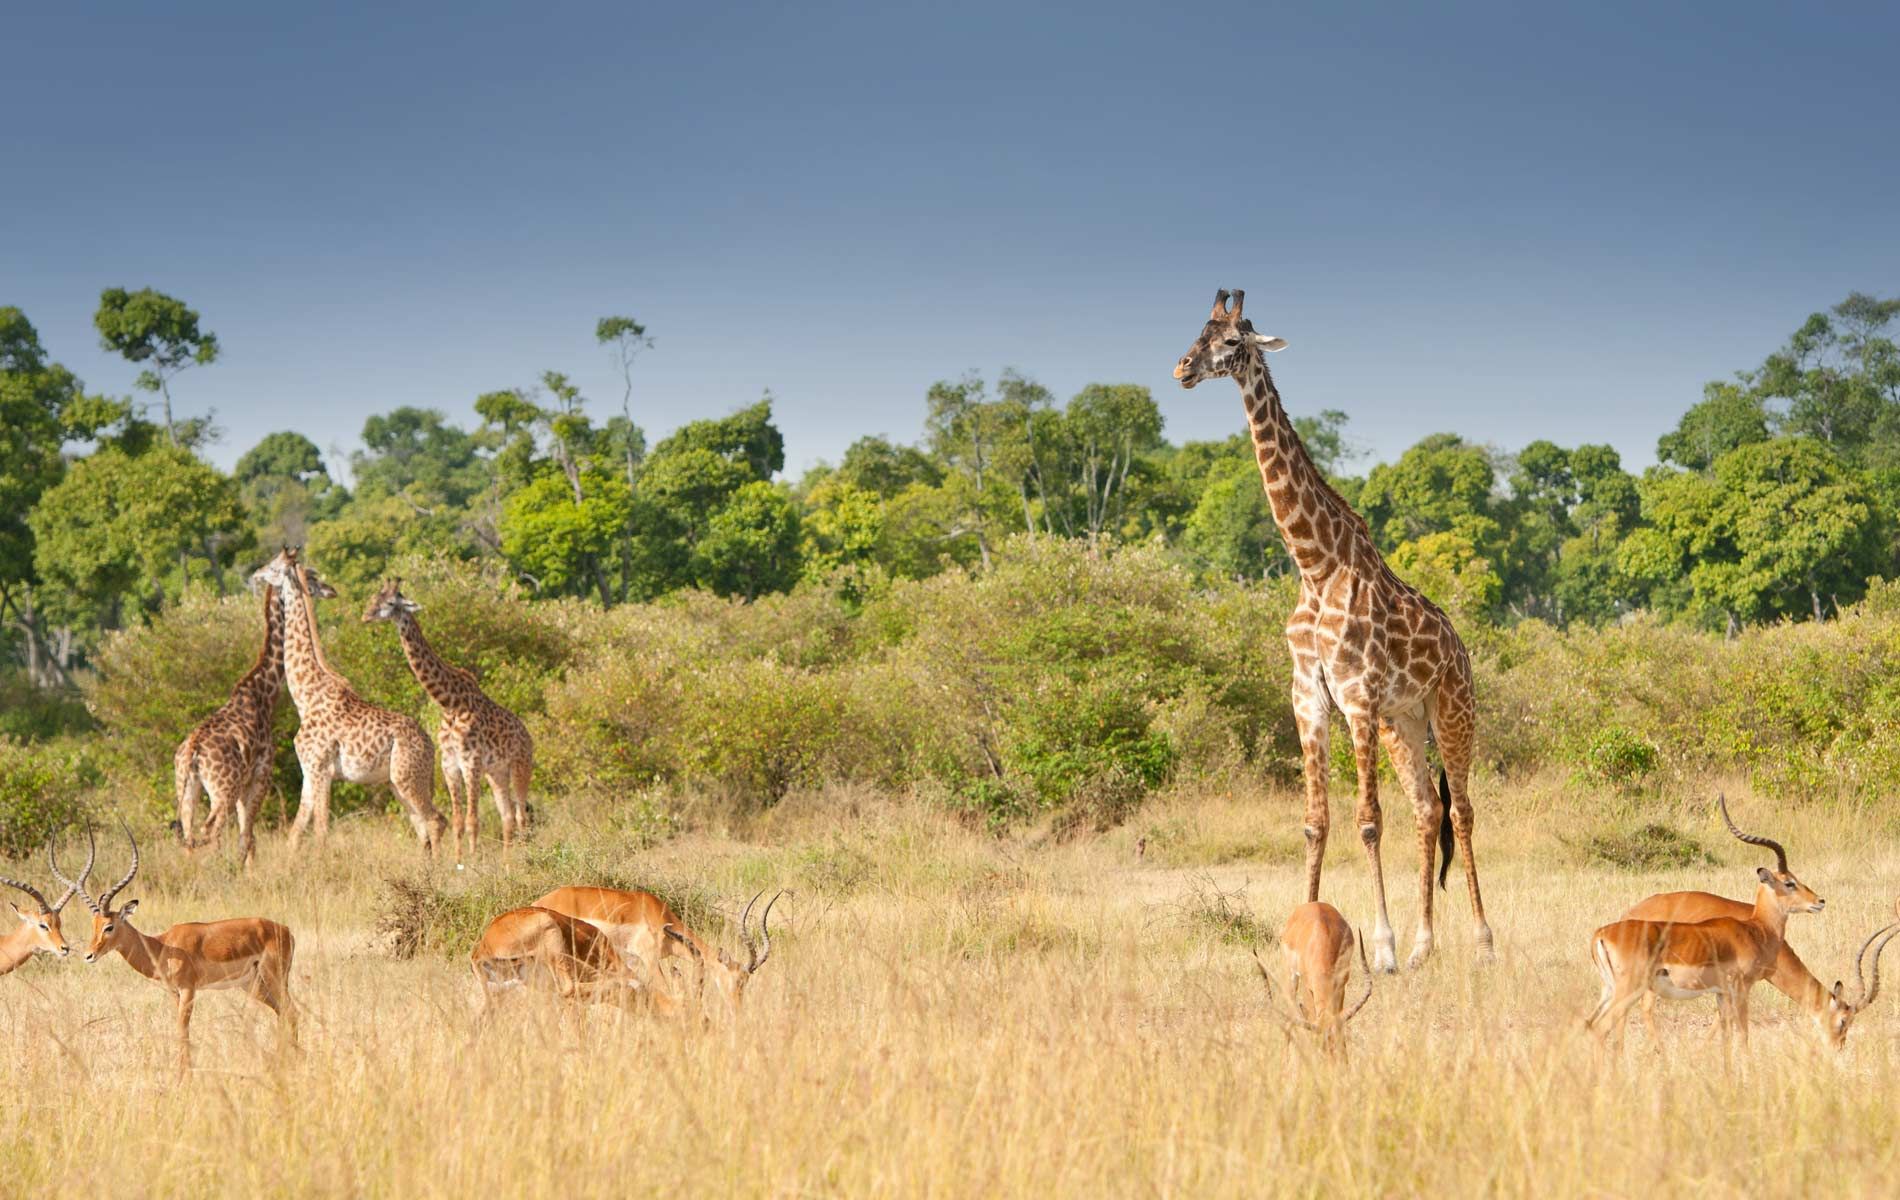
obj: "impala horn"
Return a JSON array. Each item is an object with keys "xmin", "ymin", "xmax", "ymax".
[
  {"xmin": 48, "ymin": 823, "xmax": 100, "ymax": 915},
  {"xmin": 1342, "ymin": 934, "xmax": 1375, "ymax": 1024},
  {"xmin": 98, "ymin": 818, "xmax": 140, "ymax": 913},
  {"xmin": 1251, "ymin": 948, "xmax": 1319, "ymax": 1033},
  {"xmin": 1717, "ymin": 794, "xmax": 1789, "ymax": 874}
]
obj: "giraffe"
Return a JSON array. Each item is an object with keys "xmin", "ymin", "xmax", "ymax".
[
  {"xmin": 175, "ymin": 555, "xmax": 339, "ymax": 868},
  {"xmin": 1174, "ymin": 289, "xmax": 1493, "ymax": 971},
  {"xmin": 249, "ymin": 549, "xmax": 448, "ymax": 854},
  {"xmin": 362, "ymin": 578, "xmax": 533, "ymax": 859}
]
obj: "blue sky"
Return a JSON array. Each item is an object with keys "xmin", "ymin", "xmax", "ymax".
[{"xmin": 5, "ymin": 2, "xmax": 1896, "ymax": 482}]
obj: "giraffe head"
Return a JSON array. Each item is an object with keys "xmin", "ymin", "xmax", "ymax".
[
  {"xmin": 361, "ymin": 579, "xmax": 420, "ymax": 624},
  {"xmin": 1173, "ymin": 289, "xmax": 1287, "ymax": 388},
  {"xmin": 249, "ymin": 548, "xmax": 338, "ymax": 601}
]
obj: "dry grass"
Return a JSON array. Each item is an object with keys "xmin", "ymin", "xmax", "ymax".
[{"xmin": 4, "ymin": 784, "xmax": 1900, "ymax": 1198}]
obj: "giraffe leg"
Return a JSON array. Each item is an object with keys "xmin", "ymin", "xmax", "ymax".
[
  {"xmin": 290, "ymin": 755, "xmax": 332, "ymax": 852},
  {"xmin": 1347, "ymin": 710, "xmax": 1397, "ymax": 973},
  {"xmin": 1434, "ymin": 680, "xmax": 1495, "ymax": 961},
  {"xmin": 440, "ymin": 754, "xmax": 467, "ymax": 864},
  {"xmin": 1290, "ymin": 656, "xmax": 1333, "ymax": 905},
  {"xmin": 1379, "ymin": 709, "xmax": 1439, "ymax": 970},
  {"xmin": 485, "ymin": 766, "xmax": 514, "ymax": 854},
  {"xmin": 511, "ymin": 755, "xmax": 533, "ymax": 838},
  {"xmin": 176, "ymin": 747, "xmax": 205, "ymax": 849},
  {"xmin": 393, "ymin": 731, "xmax": 447, "ymax": 855}
]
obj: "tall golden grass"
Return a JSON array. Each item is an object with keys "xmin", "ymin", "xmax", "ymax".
[{"xmin": 3, "ymin": 784, "xmax": 1897, "ymax": 1198}]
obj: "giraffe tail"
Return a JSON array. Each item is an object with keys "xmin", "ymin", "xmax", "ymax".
[{"xmin": 1435, "ymin": 767, "xmax": 1454, "ymax": 890}]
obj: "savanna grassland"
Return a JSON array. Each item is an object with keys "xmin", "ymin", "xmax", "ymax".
[{"xmin": 4, "ymin": 780, "xmax": 1900, "ymax": 1199}]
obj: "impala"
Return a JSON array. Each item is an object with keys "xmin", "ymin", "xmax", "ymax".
[
  {"xmin": 533, "ymin": 885, "xmax": 781, "ymax": 1009},
  {"xmin": 1585, "ymin": 796, "xmax": 1823, "ymax": 1048},
  {"xmin": 470, "ymin": 905, "xmax": 674, "ymax": 1019},
  {"xmin": 1, "ymin": 836, "xmax": 94, "ymax": 975},
  {"xmin": 1253, "ymin": 901, "xmax": 1374, "ymax": 1058},
  {"xmin": 54, "ymin": 821, "xmax": 298, "ymax": 1073},
  {"xmin": 1623, "ymin": 891, "xmax": 1900, "ymax": 1050}
]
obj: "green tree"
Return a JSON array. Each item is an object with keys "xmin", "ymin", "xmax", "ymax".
[
  {"xmin": 0, "ymin": 309, "xmax": 131, "ymax": 684},
  {"xmin": 235, "ymin": 431, "xmax": 346, "ymax": 549},
  {"xmin": 693, "ymin": 481, "xmax": 802, "ymax": 600},
  {"xmin": 596, "ymin": 315, "xmax": 653, "ymax": 489},
  {"xmin": 92, "ymin": 287, "xmax": 219, "ymax": 447},
  {"xmin": 499, "ymin": 469, "xmax": 635, "ymax": 604},
  {"xmin": 1356, "ymin": 434, "xmax": 1506, "ymax": 578},
  {"xmin": 29, "ymin": 445, "xmax": 248, "ymax": 625},
  {"xmin": 1622, "ymin": 438, "xmax": 1885, "ymax": 631},
  {"xmin": 834, "ymin": 435, "xmax": 943, "ymax": 498},
  {"xmin": 1656, "ymin": 381, "xmax": 1771, "ymax": 472}
]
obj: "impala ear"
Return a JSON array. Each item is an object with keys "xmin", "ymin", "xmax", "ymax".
[
  {"xmin": 1756, "ymin": 867, "xmax": 1775, "ymax": 884},
  {"xmin": 1833, "ymin": 980, "xmax": 1845, "ymax": 1001},
  {"xmin": 1253, "ymin": 334, "xmax": 1288, "ymax": 353},
  {"xmin": 119, "ymin": 899, "xmax": 139, "ymax": 918}
]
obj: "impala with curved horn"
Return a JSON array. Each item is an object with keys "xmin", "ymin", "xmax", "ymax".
[
  {"xmin": 1585, "ymin": 796, "xmax": 1824, "ymax": 1049},
  {"xmin": 469, "ymin": 905, "xmax": 675, "ymax": 1020},
  {"xmin": 1253, "ymin": 902, "xmax": 1373, "ymax": 1058},
  {"xmin": 532, "ymin": 885, "xmax": 782, "ymax": 1010},
  {"xmin": 0, "ymin": 835, "xmax": 94, "ymax": 975},
  {"xmin": 1622, "ymin": 890, "xmax": 1900, "ymax": 1051},
  {"xmin": 55, "ymin": 821, "xmax": 298, "ymax": 1074}
]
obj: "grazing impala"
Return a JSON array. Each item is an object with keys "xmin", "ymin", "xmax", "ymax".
[
  {"xmin": 53, "ymin": 822, "xmax": 298, "ymax": 1073},
  {"xmin": 469, "ymin": 905, "xmax": 673, "ymax": 1018},
  {"xmin": 1585, "ymin": 796, "xmax": 1823, "ymax": 1048},
  {"xmin": 533, "ymin": 885, "xmax": 781, "ymax": 1010},
  {"xmin": 1253, "ymin": 902, "xmax": 1374, "ymax": 1057},
  {"xmin": 1623, "ymin": 890, "xmax": 1900, "ymax": 1051},
  {"xmin": 1, "ymin": 836, "xmax": 94, "ymax": 975}
]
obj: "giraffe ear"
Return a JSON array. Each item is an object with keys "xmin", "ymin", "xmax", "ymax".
[{"xmin": 1253, "ymin": 334, "xmax": 1288, "ymax": 353}]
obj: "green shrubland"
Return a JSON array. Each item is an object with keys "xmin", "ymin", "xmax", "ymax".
[{"xmin": 7, "ymin": 540, "xmax": 1890, "ymax": 859}]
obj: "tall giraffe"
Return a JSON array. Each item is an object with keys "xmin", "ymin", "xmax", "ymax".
[
  {"xmin": 363, "ymin": 579, "xmax": 533, "ymax": 859},
  {"xmin": 1174, "ymin": 289, "xmax": 1493, "ymax": 970},
  {"xmin": 175, "ymin": 558, "xmax": 338, "ymax": 867},
  {"xmin": 249, "ymin": 549, "xmax": 448, "ymax": 854}
]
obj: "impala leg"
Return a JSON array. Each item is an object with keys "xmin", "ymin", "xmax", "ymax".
[
  {"xmin": 1641, "ymin": 992, "xmax": 1662, "ymax": 1045},
  {"xmin": 1731, "ymin": 985, "xmax": 1751, "ymax": 1051},
  {"xmin": 1347, "ymin": 710, "xmax": 1398, "ymax": 974},
  {"xmin": 176, "ymin": 989, "xmax": 196, "ymax": 1077},
  {"xmin": 1291, "ymin": 657, "xmax": 1333, "ymax": 908}
]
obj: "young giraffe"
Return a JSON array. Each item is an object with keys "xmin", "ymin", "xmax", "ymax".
[
  {"xmin": 175, "ymin": 556, "xmax": 339, "ymax": 867},
  {"xmin": 1174, "ymin": 289, "xmax": 1493, "ymax": 971},
  {"xmin": 249, "ymin": 549, "xmax": 448, "ymax": 854},
  {"xmin": 363, "ymin": 579, "xmax": 533, "ymax": 858}
]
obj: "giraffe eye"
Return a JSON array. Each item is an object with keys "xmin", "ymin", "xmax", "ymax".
[{"xmin": 1222, "ymin": 338, "xmax": 1240, "ymax": 347}]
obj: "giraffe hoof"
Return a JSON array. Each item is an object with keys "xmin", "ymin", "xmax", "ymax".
[{"xmin": 1371, "ymin": 939, "xmax": 1399, "ymax": 975}]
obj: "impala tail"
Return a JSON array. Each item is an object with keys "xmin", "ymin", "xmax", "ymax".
[{"xmin": 1436, "ymin": 767, "xmax": 1454, "ymax": 890}]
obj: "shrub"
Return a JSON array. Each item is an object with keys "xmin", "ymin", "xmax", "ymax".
[
  {"xmin": 0, "ymin": 740, "xmax": 99, "ymax": 860},
  {"xmin": 1567, "ymin": 822, "xmax": 1716, "ymax": 871},
  {"xmin": 1579, "ymin": 727, "xmax": 1659, "ymax": 789},
  {"xmin": 0, "ymin": 674, "xmax": 96, "ymax": 742}
]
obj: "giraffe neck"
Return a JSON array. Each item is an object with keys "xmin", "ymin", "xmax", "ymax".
[
  {"xmin": 277, "ymin": 574, "xmax": 340, "ymax": 711},
  {"xmin": 393, "ymin": 611, "xmax": 470, "ymax": 710},
  {"xmin": 1234, "ymin": 353, "xmax": 1373, "ymax": 582},
  {"xmin": 230, "ymin": 584, "xmax": 286, "ymax": 709}
]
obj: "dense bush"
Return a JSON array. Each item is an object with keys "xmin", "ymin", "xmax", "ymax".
[
  {"xmin": 62, "ymin": 544, "xmax": 1900, "ymax": 836},
  {"xmin": 0, "ymin": 739, "xmax": 98, "ymax": 859}
]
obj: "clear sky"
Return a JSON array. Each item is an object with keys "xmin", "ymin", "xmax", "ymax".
[{"xmin": 5, "ymin": 2, "xmax": 1896, "ymax": 482}]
